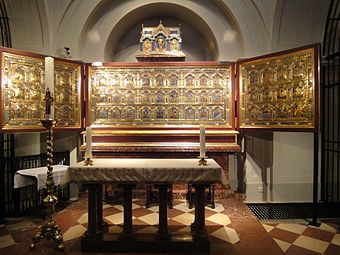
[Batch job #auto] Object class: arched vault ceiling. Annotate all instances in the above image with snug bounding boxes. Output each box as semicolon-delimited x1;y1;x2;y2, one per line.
53;0;250;61
7;0;328;60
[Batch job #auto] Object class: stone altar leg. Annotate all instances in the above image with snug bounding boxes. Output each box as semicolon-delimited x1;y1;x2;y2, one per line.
157;184;170;240
95;184;103;229
192;184;208;239
119;184;135;239
86;184;101;237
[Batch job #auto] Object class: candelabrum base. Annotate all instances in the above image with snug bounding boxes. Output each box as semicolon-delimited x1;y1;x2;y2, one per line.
84;157;93;166
198;157;208;166
29;216;64;251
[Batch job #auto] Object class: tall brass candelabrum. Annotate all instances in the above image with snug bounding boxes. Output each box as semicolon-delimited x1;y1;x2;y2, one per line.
29;119;64;251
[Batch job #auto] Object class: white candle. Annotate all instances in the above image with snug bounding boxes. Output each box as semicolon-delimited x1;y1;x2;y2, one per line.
45;57;54;119
199;124;206;158
85;127;92;158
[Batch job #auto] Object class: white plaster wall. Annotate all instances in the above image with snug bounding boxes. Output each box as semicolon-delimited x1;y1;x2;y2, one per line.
244;154;267;202
14;133;41;156
53;131;80;164
271;132;314;202
53;131;81;200
6;0;49;54
271;0;330;51
228;155;237;191
244;132;317;203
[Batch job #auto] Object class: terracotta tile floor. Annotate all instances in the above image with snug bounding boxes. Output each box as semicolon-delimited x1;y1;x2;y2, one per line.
0;192;338;254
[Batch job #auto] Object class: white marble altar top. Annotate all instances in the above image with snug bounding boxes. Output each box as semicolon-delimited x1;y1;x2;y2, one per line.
68;158;228;187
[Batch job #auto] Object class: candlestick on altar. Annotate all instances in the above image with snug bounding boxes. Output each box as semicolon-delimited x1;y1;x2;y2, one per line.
84;126;93;165
44;57;54;119
199;124;207;166
199;124;206;158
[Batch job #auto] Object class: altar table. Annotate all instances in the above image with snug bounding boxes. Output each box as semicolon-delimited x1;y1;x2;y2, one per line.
67;158;228;253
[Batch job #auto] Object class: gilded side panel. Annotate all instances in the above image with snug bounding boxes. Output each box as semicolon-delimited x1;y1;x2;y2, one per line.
1;52;45;130
54;60;82;128
239;48;316;129
89;65;232;127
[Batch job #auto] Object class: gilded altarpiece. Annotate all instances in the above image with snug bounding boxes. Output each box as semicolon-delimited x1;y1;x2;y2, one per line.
88;64;233;127
54;60;82;128
0;50;82;131
238;46;318;130
1;52;45;130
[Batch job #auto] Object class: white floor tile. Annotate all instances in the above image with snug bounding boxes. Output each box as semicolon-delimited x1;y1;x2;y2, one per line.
210;226;240;244
273;238;291;252
276;223;307;234
105;212;125;225
138;213;159;225
172;213;195;226
293;235;329;254
262;223;275;233
173;203;194;213
206;203;225;213
206;213;231;226
331;233;340;246
77;212;88;224
146;205;159;213
0;235;15;249
63;225;87;241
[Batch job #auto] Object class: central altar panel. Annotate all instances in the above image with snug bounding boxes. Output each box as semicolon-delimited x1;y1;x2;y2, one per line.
88;62;234;128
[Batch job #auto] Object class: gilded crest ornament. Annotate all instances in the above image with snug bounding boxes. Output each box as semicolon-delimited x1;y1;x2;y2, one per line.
135;21;186;61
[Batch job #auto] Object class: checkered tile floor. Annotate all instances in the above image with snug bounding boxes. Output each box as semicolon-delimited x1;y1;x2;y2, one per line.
261;219;340;254
1;197;340;254
67;199;240;244
0;199;240;251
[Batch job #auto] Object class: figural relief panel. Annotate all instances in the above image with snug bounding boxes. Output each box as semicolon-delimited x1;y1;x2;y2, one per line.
1;52;45;130
0;51;82;131
238;47;317;129
88;65;232;126
54;60;82;128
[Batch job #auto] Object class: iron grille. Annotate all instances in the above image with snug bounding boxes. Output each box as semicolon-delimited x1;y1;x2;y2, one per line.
322;0;340;203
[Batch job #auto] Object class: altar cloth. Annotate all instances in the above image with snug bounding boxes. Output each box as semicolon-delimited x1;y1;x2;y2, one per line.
67;158;228;187
14;165;69;190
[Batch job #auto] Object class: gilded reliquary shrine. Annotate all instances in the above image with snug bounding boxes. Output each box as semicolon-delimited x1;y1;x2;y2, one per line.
0;44;319;154
135;21;186;62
